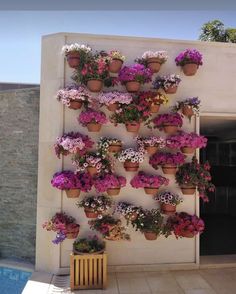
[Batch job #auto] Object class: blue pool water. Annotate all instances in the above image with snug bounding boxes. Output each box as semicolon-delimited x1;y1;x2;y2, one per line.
0;267;32;294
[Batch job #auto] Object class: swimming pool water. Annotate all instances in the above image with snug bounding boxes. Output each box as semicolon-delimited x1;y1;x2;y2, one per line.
0;267;32;294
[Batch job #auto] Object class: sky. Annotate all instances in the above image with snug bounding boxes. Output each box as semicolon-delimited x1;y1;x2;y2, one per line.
0;11;235;83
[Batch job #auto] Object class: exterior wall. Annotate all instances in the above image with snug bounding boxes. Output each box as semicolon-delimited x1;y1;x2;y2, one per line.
0;87;40;263
36;33;236;274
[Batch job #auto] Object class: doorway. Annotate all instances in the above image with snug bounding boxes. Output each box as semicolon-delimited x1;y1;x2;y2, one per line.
200;114;236;255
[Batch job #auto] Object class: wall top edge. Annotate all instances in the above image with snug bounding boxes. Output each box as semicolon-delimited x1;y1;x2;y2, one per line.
0;87;40;94
42;32;236;48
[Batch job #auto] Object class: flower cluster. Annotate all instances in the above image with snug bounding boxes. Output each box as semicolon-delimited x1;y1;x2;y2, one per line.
167;212;205;238
93;173;126;193
54;132;94;158
61;43;92;54
136;91;169;107
97;137;122;155
56;84;92;107
141;50;168;63
109;50;125;61
166;131;207;149
175;157;215;202
77;195;113;213
73;235;105;254
135;135;166;149
149;152;185;169
115;202;143;219
155;191;183;206
118;64;153;84
173;97;201;115
97;91;132;106
130;171;169;189
78;109;108;126
175;49;203;66
116;148;145;163
153;74;181;90
153;112;183;128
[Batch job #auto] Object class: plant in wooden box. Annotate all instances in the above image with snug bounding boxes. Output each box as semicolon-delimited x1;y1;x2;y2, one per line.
153;74;181;94
73;235;105;255
131;209;170;240
97;137;123;154
115;148;144;172
166;212;205;238
130;171;169;195
115;202;143;222
42;212;80;244
56;84;92;110
108;50;125;73
154;191;183;215
175;157;215;202
78;108;108;132
118;64;153;92
62;43;92;68
152;112;183;134
97;91;132;112
51;171;92;198
77;195;113;219
93;173;126;196
135;135;166;156
175;49;203;76
172;97;201;120
135;91;169;113
89;215;130;241
136;50;168;73
54;132;94;158
149;152;185;175
166;131;207;154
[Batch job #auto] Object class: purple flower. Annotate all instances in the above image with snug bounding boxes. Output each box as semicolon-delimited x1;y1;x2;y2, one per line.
175;49;203;66
153;113;183;128
149;152;185;169
130;171;169;188
118;64;153;84
166;131;207;149
78;109;108;126
153;74;181;90
93;173;126;193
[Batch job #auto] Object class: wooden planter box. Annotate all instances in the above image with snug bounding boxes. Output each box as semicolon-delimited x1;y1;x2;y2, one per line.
70;252;107;290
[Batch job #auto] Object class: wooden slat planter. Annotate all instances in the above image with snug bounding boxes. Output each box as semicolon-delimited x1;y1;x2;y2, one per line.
70;252;107;290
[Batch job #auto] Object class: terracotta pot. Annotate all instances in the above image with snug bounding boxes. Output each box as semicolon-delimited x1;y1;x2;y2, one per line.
144;231;158;241
124;161;139;172
149;104;160;113
161;203;176;215
144;187;159;195
180;185;196;195
164;86;178;94
86;123;102;132
180;230;195;238
107;187;121;196
163;124;179;134
109;58;123;73
182;63;198;76
145;145;159;156
66;52;80;68
68;100;83;110
87;166;98;176
147;58;162;73
161;164;177;175
66;225;80;239
125;121;140;133
107;103;119;112
125;81;141;92
181;104;194;118
181;147;196;154
108;143;122;153
84;208;98;219
87;79;103;92
65;189;81;198
125;212;138;221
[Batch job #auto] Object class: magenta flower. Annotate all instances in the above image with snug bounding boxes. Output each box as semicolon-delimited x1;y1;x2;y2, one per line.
175;49;203;66
78;109;108;126
118;64;153;84
166;132;207;149
130;171;169;188
153;113;183;128
149;152;185;169
93;173;126;193
97;91;133;106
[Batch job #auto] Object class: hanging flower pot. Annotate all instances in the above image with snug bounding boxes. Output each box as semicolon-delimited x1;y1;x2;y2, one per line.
182;63;199;76
87;79;103;92
66;224;80;239
180;147;196;154
163;124;179;134
107;187;121;196
144;187;159;195
181;104;194;118
86;123;102;132
125;121;140;133
65;189;81;198
161;164;177;175
109;58;123;73
124;160;139;172
149;103;160;113
108;143;122;153
68;100;83;110
66;52;80;68
107;103;119;112
161;203;176;215
125;212;138;222
145;145;159;156
143;231;158;241
180;230;195;238
164;86;178;94
87;166;98;177
125;81;141;92
147;57;162;73
84;208;99;219
180;185;196;195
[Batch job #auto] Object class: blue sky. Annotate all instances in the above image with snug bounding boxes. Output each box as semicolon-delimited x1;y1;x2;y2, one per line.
0;11;235;83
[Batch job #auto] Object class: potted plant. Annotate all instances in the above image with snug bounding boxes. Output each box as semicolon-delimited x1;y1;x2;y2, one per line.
93;173;126;196
173;97;201;120
135;91;169;113
118;64;153;92
175;157;215;202
175;49;203;76
152;112;183;134
51;171;92;198
72;152;113;177
153;74;181;94
61;43;92;68
149;152;185;175
97;137;123;154
97;91;132;112
89;215;130;241
138;50;168;73
73;235;105;255
42;212;80;244
116;148;144;171
54;132;94;158
56;84;92;110
115;202;143;222
131;209;169;240
77;195;113;219
154;191;183;214
78;108;108;132
136;135;166;156
166;131;207;154
167;212;205;238
108;50;125;73
130;171;169;195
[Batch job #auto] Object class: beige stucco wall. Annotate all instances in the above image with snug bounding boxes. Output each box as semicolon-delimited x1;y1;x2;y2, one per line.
36;32;236;274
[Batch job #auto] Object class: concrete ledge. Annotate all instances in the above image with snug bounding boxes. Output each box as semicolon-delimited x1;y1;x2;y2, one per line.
22;271;53;294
